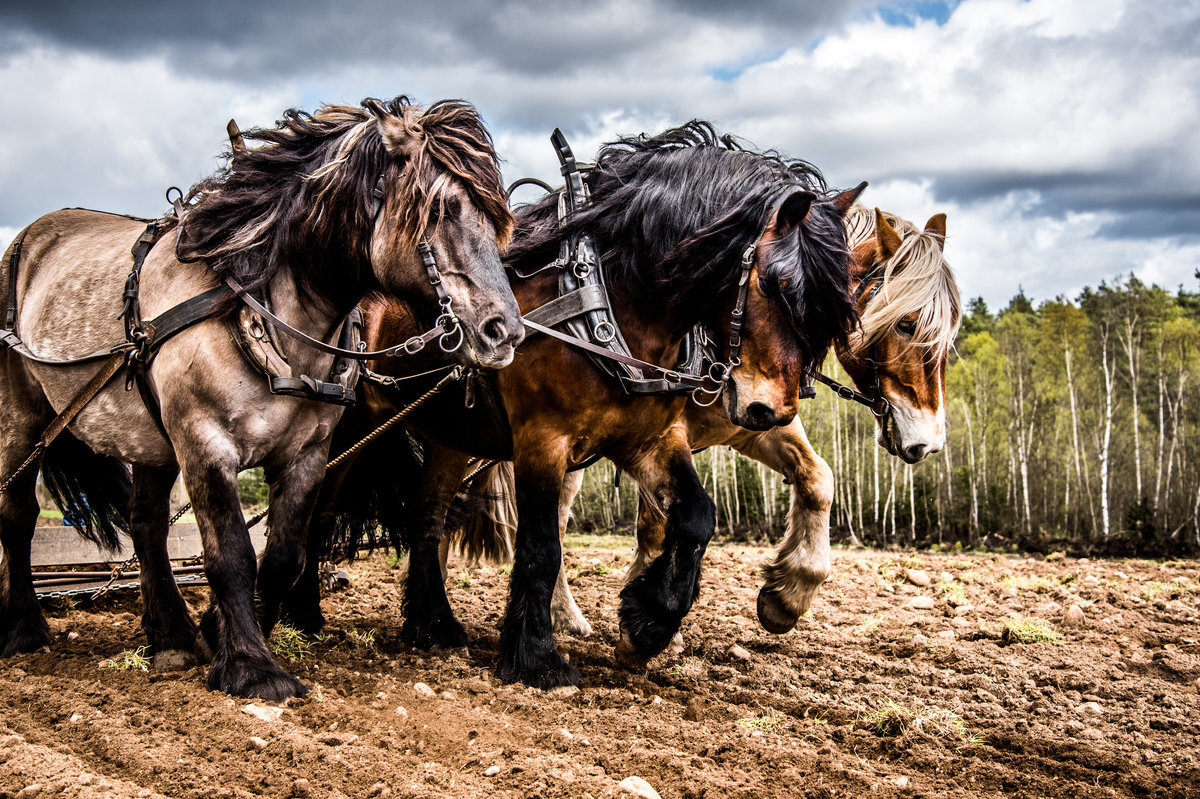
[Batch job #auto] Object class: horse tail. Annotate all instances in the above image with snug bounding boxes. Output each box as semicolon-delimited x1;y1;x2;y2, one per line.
323;425;425;561
448;461;516;566
40;431;131;552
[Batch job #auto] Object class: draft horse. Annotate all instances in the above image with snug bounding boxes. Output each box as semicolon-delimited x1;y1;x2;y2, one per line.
505;204;962;643
288;122;865;687
0;96;522;699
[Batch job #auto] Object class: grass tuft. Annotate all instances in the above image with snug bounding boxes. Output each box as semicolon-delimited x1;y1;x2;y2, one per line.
1001;617;1061;644
99;646;151;672
858;698;985;747
345;628;377;652
270;624;314;661
737;708;784;732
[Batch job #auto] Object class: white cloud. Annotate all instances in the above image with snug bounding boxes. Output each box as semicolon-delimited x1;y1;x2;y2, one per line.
1;0;1196;310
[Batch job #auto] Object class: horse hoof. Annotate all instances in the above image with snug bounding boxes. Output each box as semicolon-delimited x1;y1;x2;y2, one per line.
614;634;651;671
666;632;685;655
153;649;197;671
194;635;215;665
401;617;469;651
496;647;580;689
0;620;51;658
207;657;308;701
756;588;800;634
552;612;594;638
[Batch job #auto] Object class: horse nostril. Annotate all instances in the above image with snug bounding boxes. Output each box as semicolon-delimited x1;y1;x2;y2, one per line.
481;316;508;347
745;401;778;430
904;443;928;463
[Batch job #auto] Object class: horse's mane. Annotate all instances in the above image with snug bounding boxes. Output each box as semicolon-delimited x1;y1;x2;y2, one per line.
846;204;961;360
175;96;512;300
506;121;854;357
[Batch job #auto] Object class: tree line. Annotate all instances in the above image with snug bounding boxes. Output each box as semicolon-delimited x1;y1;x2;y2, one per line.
571;273;1200;557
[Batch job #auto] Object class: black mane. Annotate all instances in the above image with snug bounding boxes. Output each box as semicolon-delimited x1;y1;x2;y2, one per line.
506;120;855;363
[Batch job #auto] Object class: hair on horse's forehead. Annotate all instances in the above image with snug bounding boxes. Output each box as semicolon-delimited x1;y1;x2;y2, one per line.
847;205;961;359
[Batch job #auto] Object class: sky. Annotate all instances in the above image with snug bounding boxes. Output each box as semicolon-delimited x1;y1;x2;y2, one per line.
1;0;1197;308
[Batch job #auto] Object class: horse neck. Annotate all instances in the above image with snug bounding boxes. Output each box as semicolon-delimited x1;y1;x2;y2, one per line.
592;274;688;365
264;272;350;371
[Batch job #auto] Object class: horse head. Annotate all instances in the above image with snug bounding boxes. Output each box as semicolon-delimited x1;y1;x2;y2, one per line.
722;182;866;431
839;207;961;463
366;98;523;368
182;97;523;370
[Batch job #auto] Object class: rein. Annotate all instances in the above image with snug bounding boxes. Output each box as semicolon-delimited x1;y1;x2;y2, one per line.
813;265;892;419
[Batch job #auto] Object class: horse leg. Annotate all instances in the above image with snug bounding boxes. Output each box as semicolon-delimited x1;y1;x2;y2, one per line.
401;445;471;650
180;447;306;700
550;469;591;637
0;429;49;656
497;443;579;688
280;450;357;635
255;446;330;639
733;418;832;633
128;464;199;668
616;430;715;668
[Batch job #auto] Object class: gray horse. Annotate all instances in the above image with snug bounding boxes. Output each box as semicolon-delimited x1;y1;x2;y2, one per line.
0;96;522;699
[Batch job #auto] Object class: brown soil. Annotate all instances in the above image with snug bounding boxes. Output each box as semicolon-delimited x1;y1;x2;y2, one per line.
2;541;1199;798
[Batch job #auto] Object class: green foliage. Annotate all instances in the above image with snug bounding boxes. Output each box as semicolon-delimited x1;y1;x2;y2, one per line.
237;467;269;509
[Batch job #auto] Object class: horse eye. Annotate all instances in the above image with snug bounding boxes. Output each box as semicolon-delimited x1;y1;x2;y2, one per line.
897;320;916;336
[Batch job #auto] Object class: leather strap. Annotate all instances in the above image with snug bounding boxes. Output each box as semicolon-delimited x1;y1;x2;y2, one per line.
522;284;607;328
141;286;233;350
523;318;711;390
5;227;27;330
42;351;128;446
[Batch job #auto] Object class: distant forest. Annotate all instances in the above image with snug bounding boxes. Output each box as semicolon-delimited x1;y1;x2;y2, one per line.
571;273;1200;557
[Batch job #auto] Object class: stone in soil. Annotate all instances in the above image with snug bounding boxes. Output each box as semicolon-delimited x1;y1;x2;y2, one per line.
619;776;662;799
728;644;752;661
907;596;936;610
905;569;932;587
1062;605;1086;628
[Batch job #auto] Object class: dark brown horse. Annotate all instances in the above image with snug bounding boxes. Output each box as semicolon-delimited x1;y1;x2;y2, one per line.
285;123;864;687
0;97;522;699
538;205;962;644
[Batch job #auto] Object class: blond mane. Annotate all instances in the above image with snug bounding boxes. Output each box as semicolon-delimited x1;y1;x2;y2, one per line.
845;204;961;361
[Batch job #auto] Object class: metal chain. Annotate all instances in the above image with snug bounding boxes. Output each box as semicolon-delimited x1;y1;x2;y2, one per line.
0;444;44;495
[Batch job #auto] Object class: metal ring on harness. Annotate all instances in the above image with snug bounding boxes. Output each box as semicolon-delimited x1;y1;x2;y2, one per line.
592;320;615;343
165;186;184;207
572;260;592;279
437;316;464;353
690;382;725;407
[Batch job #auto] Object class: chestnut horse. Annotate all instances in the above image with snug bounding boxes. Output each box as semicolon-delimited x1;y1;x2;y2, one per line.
458;205;961;646
0;97;521;699
286;123;864;687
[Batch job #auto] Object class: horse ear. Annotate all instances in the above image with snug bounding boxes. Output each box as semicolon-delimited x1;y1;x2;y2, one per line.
925;213;947;251
378;116;424;158
875;208;903;261
833;181;868;216
226;119;247;160
772;189;815;236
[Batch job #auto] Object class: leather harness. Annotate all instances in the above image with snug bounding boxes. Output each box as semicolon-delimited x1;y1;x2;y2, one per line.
0;176;468;459
516;129;757;405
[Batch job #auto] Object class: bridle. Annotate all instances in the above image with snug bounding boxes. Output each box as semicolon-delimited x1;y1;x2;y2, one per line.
812;264;893;420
